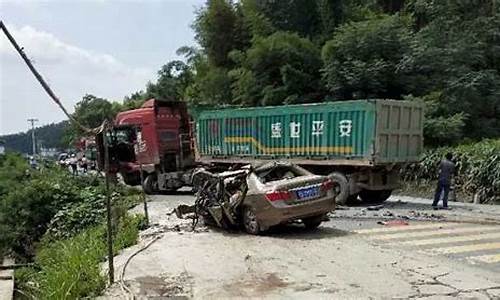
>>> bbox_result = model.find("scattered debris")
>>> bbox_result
[367,205,384,211]
[382,210,395,217]
[377,220,409,226]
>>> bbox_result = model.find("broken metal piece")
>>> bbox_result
[174,204,196,219]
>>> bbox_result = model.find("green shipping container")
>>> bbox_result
[195,100,424,166]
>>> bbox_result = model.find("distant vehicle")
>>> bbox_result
[57,152,68,166]
[184,162,336,234]
[97,99,424,205]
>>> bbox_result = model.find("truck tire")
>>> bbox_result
[359,189,392,203]
[123,173,141,186]
[328,172,350,205]
[142,174,157,195]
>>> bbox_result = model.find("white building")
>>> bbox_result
[0,144,5,155]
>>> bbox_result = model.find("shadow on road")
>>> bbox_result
[346,199,439,212]
[215,223,352,240]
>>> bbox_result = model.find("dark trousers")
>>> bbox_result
[432,180,450,207]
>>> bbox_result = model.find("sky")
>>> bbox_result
[0,0,204,135]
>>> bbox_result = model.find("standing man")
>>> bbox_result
[432,152,455,210]
[81,154,88,174]
[69,154,78,175]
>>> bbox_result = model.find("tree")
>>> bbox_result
[64,95,118,143]
[230,32,324,106]
[322,14,413,99]
[251,0,322,38]
[144,60,193,101]
[398,0,500,139]
[193,0,250,68]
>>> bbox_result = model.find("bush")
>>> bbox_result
[0,153,28,197]
[16,213,143,299]
[402,139,500,203]
[0,166,142,258]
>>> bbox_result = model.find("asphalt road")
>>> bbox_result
[100,193,500,299]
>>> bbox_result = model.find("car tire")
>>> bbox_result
[328,172,349,205]
[143,174,157,195]
[302,214,324,230]
[359,189,392,203]
[242,206,261,235]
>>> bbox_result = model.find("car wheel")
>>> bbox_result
[302,214,324,230]
[242,206,261,235]
[328,172,349,205]
[143,174,157,195]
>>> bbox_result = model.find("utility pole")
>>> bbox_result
[27,118,38,156]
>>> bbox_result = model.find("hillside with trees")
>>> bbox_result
[4,0,499,149]
[0,121,69,154]
[118,0,500,146]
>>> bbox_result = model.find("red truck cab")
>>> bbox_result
[108,99,195,193]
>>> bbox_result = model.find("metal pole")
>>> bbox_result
[139,163,149,226]
[27,118,38,156]
[103,126,114,284]
[136,127,149,226]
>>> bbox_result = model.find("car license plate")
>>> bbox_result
[296,187,320,200]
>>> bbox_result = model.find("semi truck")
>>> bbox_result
[100,98,424,204]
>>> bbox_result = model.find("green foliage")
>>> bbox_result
[398,0,500,140]
[0,165,141,259]
[145,60,193,100]
[402,140,500,203]
[73,94,118,132]
[16,213,143,299]
[33,227,107,299]
[252,0,322,38]
[186,64,234,105]
[404,93,466,145]
[193,0,250,68]
[322,14,413,99]
[0,152,27,197]
[231,32,323,106]
[0,170,85,258]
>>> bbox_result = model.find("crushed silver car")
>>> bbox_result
[176,162,337,234]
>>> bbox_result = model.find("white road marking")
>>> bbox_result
[468,253,500,264]
[432,242,500,254]
[355,223,456,234]
[369,226,499,241]
[398,232,500,246]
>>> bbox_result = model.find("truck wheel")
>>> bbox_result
[242,206,261,235]
[359,189,392,203]
[143,174,157,195]
[302,214,325,230]
[328,172,350,205]
[123,173,141,186]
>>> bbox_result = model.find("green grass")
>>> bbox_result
[15,213,144,299]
